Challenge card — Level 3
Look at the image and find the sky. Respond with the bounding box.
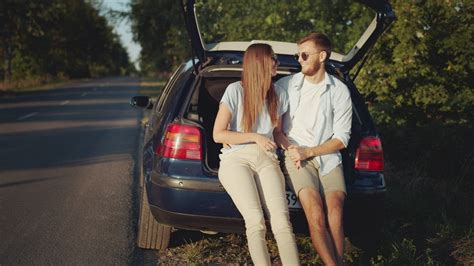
[101,0,142,70]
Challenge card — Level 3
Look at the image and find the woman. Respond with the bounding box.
[213,43,300,265]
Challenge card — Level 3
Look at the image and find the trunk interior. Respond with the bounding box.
[185,69,242,172]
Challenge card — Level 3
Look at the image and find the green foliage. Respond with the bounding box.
[197,0,374,52]
[129,0,473,128]
[370,239,436,266]
[373,122,473,265]
[130,0,190,74]
[131,0,473,127]
[357,0,474,127]
[129,0,373,73]
[0,0,132,84]
[194,0,372,54]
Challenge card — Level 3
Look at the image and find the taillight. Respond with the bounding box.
[355,136,384,171]
[156,123,202,160]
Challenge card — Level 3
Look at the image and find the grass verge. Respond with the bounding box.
[0,76,84,93]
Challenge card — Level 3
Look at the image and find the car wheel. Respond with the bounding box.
[137,179,171,250]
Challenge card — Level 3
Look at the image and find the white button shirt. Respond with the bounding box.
[276,71,352,176]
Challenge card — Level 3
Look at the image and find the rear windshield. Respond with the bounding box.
[195,0,374,54]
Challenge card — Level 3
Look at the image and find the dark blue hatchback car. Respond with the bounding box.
[130,0,395,250]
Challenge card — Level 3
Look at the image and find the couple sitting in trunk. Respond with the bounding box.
[213,32,352,266]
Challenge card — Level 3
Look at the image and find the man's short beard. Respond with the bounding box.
[302,62,322,76]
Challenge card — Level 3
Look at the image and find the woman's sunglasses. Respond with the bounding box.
[294,51,322,61]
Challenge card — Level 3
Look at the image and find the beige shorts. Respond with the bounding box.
[281,150,346,197]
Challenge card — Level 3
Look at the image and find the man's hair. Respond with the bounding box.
[298,32,332,60]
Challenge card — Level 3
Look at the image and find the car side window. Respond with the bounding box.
[163,72,194,116]
[155,64,186,113]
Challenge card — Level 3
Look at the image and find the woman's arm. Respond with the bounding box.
[213,103,276,151]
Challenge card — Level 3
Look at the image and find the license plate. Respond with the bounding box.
[286,191,301,209]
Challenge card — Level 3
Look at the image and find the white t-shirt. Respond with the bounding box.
[220,81,288,154]
[288,78,324,147]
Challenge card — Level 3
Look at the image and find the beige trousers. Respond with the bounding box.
[219,144,300,266]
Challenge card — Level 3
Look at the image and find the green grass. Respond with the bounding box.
[1,76,166,94]
[363,123,474,265]
[0,77,82,93]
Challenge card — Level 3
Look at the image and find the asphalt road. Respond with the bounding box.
[0,77,157,265]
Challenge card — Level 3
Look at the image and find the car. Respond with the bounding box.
[130,0,395,250]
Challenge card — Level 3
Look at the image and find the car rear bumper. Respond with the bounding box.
[147,172,308,233]
[148,173,244,232]
[149,203,246,233]
[147,170,385,234]
[349,171,386,195]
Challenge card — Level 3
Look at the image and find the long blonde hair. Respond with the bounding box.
[241,43,278,132]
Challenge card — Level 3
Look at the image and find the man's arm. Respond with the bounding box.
[273,117,291,150]
[287,139,345,162]
[331,83,352,148]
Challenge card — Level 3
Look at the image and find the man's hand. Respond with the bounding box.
[274,132,291,150]
[288,145,312,161]
[288,145,312,170]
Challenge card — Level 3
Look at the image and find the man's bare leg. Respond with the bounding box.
[325,191,346,265]
[299,188,337,266]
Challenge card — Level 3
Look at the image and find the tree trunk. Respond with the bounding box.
[3,42,12,83]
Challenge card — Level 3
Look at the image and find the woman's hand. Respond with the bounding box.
[253,133,277,152]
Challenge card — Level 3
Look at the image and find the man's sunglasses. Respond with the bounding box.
[294,51,322,61]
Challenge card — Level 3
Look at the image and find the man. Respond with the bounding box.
[274,32,352,266]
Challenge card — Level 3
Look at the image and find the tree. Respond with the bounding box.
[356,0,473,127]
[130,0,191,74]
[129,0,373,73]
[0,1,54,82]
[194,0,372,54]
[0,0,132,84]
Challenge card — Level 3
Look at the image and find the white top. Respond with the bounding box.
[276,72,352,176]
[288,78,324,147]
[220,81,288,154]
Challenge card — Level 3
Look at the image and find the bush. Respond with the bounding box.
[371,122,473,265]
